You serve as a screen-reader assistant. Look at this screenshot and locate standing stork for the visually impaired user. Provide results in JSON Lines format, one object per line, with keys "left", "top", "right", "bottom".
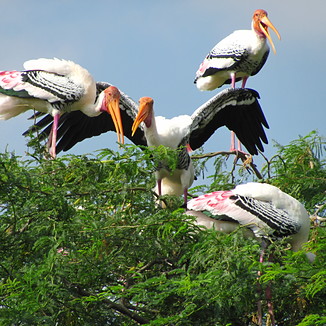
{"left": 194, "top": 9, "right": 281, "bottom": 90}
{"left": 25, "top": 87, "right": 269, "bottom": 207}
{"left": 131, "top": 96, "right": 195, "bottom": 207}
{"left": 194, "top": 9, "right": 280, "bottom": 152}
{"left": 187, "top": 182, "right": 313, "bottom": 325}
{"left": 0, "top": 58, "right": 124, "bottom": 157}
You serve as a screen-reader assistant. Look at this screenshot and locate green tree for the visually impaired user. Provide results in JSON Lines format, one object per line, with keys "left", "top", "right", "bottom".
{"left": 0, "top": 131, "right": 325, "bottom": 325}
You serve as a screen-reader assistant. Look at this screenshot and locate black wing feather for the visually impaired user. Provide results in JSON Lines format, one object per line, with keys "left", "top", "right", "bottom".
{"left": 21, "top": 70, "right": 84, "bottom": 105}
{"left": 23, "top": 82, "right": 147, "bottom": 153}
{"left": 232, "top": 195, "right": 300, "bottom": 238}
{"left": 189, "top": 88, "right": 269, "bottom": 155}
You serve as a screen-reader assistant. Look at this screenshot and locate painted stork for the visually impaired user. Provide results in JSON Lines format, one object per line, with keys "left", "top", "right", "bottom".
{"left": 187, "top": 182, "right": 310, "bottom": 252}
{"left": 187, "top": 182, "right": 313, "bottom": 325}
{"left": 131, "top": 96, "right": 195, "bottom": 207}
{"left": 25, "top": 87, "right": 269, "bottom": 207}
{"left": 0, "top": 58, "right": 124, "bottom": 157}
{"left": 194, "top": 9, "right": 281, "bottom": 91}
{"left": 194, "top": 9, "right": 280, "bottom": 152}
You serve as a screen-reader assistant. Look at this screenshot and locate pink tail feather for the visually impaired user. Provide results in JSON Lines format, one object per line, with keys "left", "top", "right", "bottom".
{"left": 0, "top": 71, "right": 23, "bottom": 90}
{"left": 188, "top": 190, "right": 233, "bottom": 212}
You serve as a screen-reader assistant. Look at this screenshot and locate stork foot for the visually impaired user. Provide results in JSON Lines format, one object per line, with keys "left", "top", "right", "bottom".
{"left": 242, "top": 154, "right": 253, "bottom": 167}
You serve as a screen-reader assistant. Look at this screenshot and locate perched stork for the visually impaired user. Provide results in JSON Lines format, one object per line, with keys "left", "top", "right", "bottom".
{"left": 25, "top": 87, "right": 269, "bottom": 207}
{"left": 187, "top": 182, "right": 313, "bottom": 326}
{"left": 194, "top": 9, "right": 281, "bottom": 91}
{"left": 0, "top": 58, "right": 124, "bottom": 157}
{"left": 131, "top": 96, "right": 195, "bottom": 207}
{"left": 194, "top": 9, "right": 280, "bottom": 152}
{"left": 187, "top": 182, "right": 310, "bottom": 252}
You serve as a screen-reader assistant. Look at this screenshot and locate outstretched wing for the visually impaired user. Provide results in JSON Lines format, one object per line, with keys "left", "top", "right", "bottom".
{"left": 23, "top": 82, "right": 147, "bottom": 153}
{"left": 189, "top": 88, "right": 269, "bottom": 155}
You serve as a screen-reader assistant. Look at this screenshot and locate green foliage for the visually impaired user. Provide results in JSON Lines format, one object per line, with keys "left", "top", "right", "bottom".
{"left": 263, "top": 131, "right": 326, "bottom": 214}
{"left": 297, "top": 314, "right": 326, "bottom": 326}
{"left": 0, "top": 131, "right": 325, "bottom": 325}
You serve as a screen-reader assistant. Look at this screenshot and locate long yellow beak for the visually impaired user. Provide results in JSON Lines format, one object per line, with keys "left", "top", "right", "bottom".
{"left": 103, "top": 86, "right": 124, "bottom": 144}
{"left": 260, "top": 16, "right": 281, "bottom": 55}
{"left": 107, "top": 97, "right": 124, "bottom": 144}
{"left": 131, "top": 97, "right": 153, "bottom": 136}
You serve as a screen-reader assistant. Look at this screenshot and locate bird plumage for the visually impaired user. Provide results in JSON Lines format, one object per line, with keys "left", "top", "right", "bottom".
{"left": 195, "top": 9, "right": 281, "bottom": 91}
{"left": 131, "top": 96, "right": 195, "bottom": 205}
{"left": 187, "top": 182, "right": 310, "bottom": 251}
{"left": 188, "top": 182, "right": 313, "bottom": 325}
{"left": 25, "top": 87, "right": 269, "bottom": 155}
{"left": 189, "top": 87, "right": 268, "bottom": 154}
{"left": 0, "top": 58, "right": 124, "bottom": 157}
{"left": 0, "top": 58, "right": 93, "bottom": 117}
{"left": 24, "top": 82, "right": 147, "bottom": 153}
{"left": 25, "top": 87, "right": 269, "bottom": 206}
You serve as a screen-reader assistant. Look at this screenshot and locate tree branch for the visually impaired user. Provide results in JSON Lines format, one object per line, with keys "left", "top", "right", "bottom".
{"left": 63, "top": 279, "right": 150, "bottom": 325}
{"left": 192, "top": 150, "right": 263, "bottom": 180}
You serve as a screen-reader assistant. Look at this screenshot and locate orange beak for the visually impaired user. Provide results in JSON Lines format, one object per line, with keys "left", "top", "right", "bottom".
{"left": 131, "top": 97, "right": 153, "bottom": 136}
{"left": 259, "top": 15, "right": 281, "bottom": 55}
{"left": 104, "top": 87, "right": 124, "bottom": 144}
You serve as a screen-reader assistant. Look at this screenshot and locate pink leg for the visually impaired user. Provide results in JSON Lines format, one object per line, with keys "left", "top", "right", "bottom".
{"left": 241, "top": 76, "right": 249, "bottom": 88}
{"left": 229, "top": 73, "right": 238, "bottom": 152}
{"left": 230, "top": 72, "right": 236, "bottom": 89}
{"left": 230, "top": 131, "right": 236, "bottom": 152}
{"left": 186, "top": 143, "right": 193, "bottom": 153}
{"left": 231, "top": 137, "right": 247, "bottom": 155}
{"left": 47, "top": 129, "right": 53, "bottom": 149}
{"left": 237, "top": 139, "right": 242, "bottom": 152}
{"left": 49, "top": 113, "right": 60, "bottom": 158}
{"left": 230, "top": 76, "right": 249, "bottom": 153}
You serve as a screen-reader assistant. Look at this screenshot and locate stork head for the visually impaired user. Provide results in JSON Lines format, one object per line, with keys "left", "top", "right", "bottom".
{"left": 131, "top": 97, "right": 154, "bottom": 136}
{"left": 252, "top": 9, "right": 281, "bottom": 54}
{"left": 102, "top": 86, "right": 124, "bottom": 144}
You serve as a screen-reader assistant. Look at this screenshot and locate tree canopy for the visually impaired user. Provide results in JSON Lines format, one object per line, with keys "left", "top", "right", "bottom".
{"left": 0, "top": 131, "right": 325, "bottom": 325}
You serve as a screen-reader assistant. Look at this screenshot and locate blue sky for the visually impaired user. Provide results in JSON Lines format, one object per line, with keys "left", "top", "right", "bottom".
{"left": 0, "top": 1, "right": 325, "bottom": 182}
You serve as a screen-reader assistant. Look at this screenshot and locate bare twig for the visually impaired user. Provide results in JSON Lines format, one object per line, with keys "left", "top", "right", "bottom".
{"left": 192, "top": 150, "right": 264, "bottom": 180}
{"left": 191, "top": 150, "right": 235, "bottom": 160}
